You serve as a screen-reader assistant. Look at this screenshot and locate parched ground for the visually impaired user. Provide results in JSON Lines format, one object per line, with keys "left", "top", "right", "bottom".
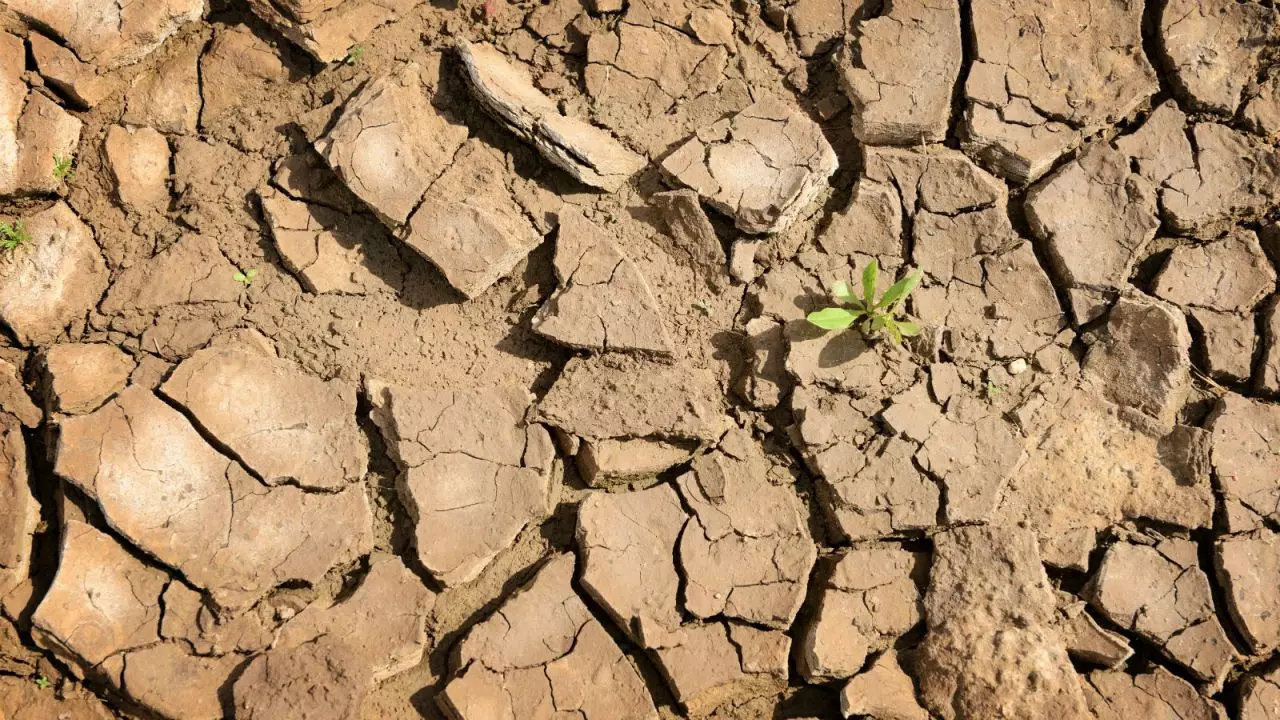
{"left": 0, "top": 0, "right": 1278, "bottom": 718}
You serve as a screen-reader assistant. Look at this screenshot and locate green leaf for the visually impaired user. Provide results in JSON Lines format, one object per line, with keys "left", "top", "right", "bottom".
{"left": 881, "top": 316, "right": 903, "bottom": 344}
{"left": 807, "top": 307, "right": 863, "bottom": 330}
{"left": 897, "top": 320, "right": 921, "bottom": 337}
{"left": 245, "top": 268, "right": 259, "bottom": 280}
{"left": 233, "top": 272, "right": 247, "bottom": 283}
{"left": 876, "top": 268, "right": 922, "bottom": 310}
{"left": 861, "top": 260, "right": 878, "bottom": 307}
{"left": 832, "top": 280, "right": 855, "bottom": 304}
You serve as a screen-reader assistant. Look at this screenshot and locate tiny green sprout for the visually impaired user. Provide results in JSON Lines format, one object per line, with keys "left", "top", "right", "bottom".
{"left": 0, "top": 219, "right": 30, "bottom": 251}
{"left": 693, "top": 299, "right": 712, "bottom": 316}
{"left": 53, "top": 153, "right": 74, "bottom": 182}
{"left": 986, "top": 381, "right": 1005, "bottom": 397}
{"left": 34, "top": 675, "right": 51, "bottom": 690}
{"left": 806, "top": 260, "right": 923, "bottom": 345}
{"left": 343, "top": 44, "right": 365, "bottom": 65}
{"left": 233, "top": 268, "right": 259, "bottom": 286}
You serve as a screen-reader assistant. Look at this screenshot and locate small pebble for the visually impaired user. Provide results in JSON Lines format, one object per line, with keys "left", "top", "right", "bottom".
{"left": 1008, "top": 358, "right": 1028, "bottom": 375}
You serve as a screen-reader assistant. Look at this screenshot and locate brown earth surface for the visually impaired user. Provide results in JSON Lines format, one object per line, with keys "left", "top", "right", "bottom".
{"left": 0, "top": 0, "right": 1278, "bottom": 718}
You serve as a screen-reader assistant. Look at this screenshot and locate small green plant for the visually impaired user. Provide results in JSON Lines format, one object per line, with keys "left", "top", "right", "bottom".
{"left": 0, "top": 219, "right": 29, "bottom": 251}
{"left": 342, "top": 44, "right": 365, "bottom": 65}
{"left": 53, "top": 153, "right": 74, "bottom": 182}
{"left": 693, "top": 299, "right": 712, "bottom": 316}
{"left": 986, "top": 381, "right": 1004, "bottom": 397}
{"left": 233, "top": 268, "right": 259, "bottom": 286}
{"left": 34, "top": 675, "right": 51, "bottom": 690}
{"left": 807, "top": 260, "right": 922, "bottom": 345}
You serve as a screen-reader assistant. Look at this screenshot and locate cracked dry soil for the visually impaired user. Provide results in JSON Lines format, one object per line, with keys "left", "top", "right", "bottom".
{"left": 0, "top": 0, "right": 1278, "bottom": 718}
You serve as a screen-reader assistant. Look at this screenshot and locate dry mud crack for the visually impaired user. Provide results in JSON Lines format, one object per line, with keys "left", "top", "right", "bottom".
{"left": 0, "top": 0, "right": 1279, "bottom": 718}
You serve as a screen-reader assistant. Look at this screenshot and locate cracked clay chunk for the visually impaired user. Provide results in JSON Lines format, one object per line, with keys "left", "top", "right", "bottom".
{"left": 105, "top": 124, "right": 171, "bottom": 211}
{"left": 839, "top": 650, "right": 929, "bottom": 720}
{"left": 161, "top": 343, "right": 367, "bottom": 490}
{"left": 1058, "top": 595, "right": 1133, "bottom": 668}
{"left": 1085, "top": 667, "right": 1227, "bottom": 720}
{"left": 1163, "top": 123, "right": 1280, "bottom": 237}
{"left": 661, "top": 98, "right": 837, "bottom": 234}
{"left": 675, "top": 435, "right": 816, "bottom": 628}
{"left": 30, "top": 520, "right": 166, "bottom": 678}
{"left": 0, "top": 358, "right": 39, "bottom": 427}
{"left": 1089, "top": 538, "right": 1238, "bottom": 689}
{"left": 120, "top": 642, "right": 243, "bottom": 720}
{"left": 99, "top": 233, "right": 243, "bottom": 314}
{"left": 1082, "top": 296, "right": 1191, "bottom": 432}
{"left": 1242, "top": 666, "right": 1280, "bottom": 720}
{"left": 233, "top": 638, "right": 371, "bottom": 720}
{"left": 402, "top": 139, "right": 544, "bottom": 299}
{"left": 368, "top": 380, "right": 556, "bottom": 586}
{"left": 799, "top": 545, "right": 924, "bottom": 682}
{"left": 0, "top": 414, "right": 36, "bottom": 598}
{"left": 0, "top": 202, "right": 107, "bottom": 347}
{"left": 316, "top": 62, "right": 469, "bottom": 227}
{"left": 917, "top": 525, "right": 1090, "bottom": 720}
{"left": 1192, "top": 308, "right": 1257, "bottom": 384}
{"left": 6, "top": 0, "right": 203, "bottom": 69}
{"left": 532, "top": 208, "right": 672, "bottom": 355}
{"left": 962, "top": 0, "right": 1155, "bottom": 182}
{"left": 538, "top": 356, "right": 727, "bottom": 484}
{"left": 42, "top": 343, "right": 135, "bottom": 415}
{"left": 1209, "top": 395, "right": 1280, "bottom": 532}
{"left": 30, "top": 32, "right": 112, "bottom": 108}
{"left": 1154, "top": 230, "right": 1276, "bottom": 313}
{"left": 275, "top": 554, "right": 434, "bottom": 681}
{"left": 839, "top": 0, "right": 962, "bottom": 145}
{"left": 55, "top": 386, "right": 374, "bottom": 611}
{"left": 439, "top": 553, "right": 659, "bottom": 720}
{"left": 0, "top": 37, "right": 82, "bottom": 198}
{"left": 1215, "top": 531, "right": 1280, "bottom": 654}
{"left": 0, "top": 675, "right": 115, "bottom": 720}
{"left": 651, "top": 189, "right": 728, "bottom": 290}
{"left": 245, "top": 0, "right": 417, "bottom": 63}
{"left": 1024, "top": 142, "right": 1158, "bottom": 298}
{"left": 1161, "top": 0, "right": 1277, "bottom": 115}
{"left": 121, "top": 38, "right": 201, "bottom": 134}
{"left": 457, "top": 40, "right": 645, "bottom": 192}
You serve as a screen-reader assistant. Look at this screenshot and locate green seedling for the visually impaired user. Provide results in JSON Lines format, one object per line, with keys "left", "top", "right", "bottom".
{"left": 342, "top": 44, "right": 365, "bottom": 65}
{"left": 986, "top": 381, "right": 1004, "bottom": 397}
{"left": 233, "top": 268, "right": 259, "bottom": 286}
{"left": 34, "top": 676, "right": 51, "bottom": 690}
{"left": 53, "top": 153, "right": 74, "bottom": 182}
{"left": 693, "top": 299, "right": 712, "bottom": 317}
{"left": 0, "top": 220, "right": 29, "bottom": 251}
{"left": 807, "top": 260, "right": 923, "bottom": 345}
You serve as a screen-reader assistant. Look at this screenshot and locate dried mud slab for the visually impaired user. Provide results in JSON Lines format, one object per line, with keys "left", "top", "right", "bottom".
{"left": 245, "top": 0, "right": 417, "bottom": 63}
{"left": 1083, "top": 296, "right": 1192, "bottom": 432}
{"left": 1154, "top": 230, "right": 1276, "bottom": 313}
{"left": 1088, "top": 538, "right": 1238, "bottom": 689}
{"left": 233, "top": 637, "right": 371, "bottom": 720}
{"left": 1192, "top": 308, "right": 1256, "bottom": 384}
{"left": 104, "top": 124, "right": 171, "bottom": 211}
{"left": 0, "top": 358, "right": 39, "bottom": 428}
{"left": 661, "top": 98, "right": 838, "bottom": 235}
{"left": 122, "top": 38, "right": 201, "bottom": 135}
{"left": 1163, "top": 123, "right": 1280, "bottom": 237}
{"left": 838, "top": 0, "right": 962, "bottom": 145}
{"left": 0, "top": 414, "right": 35, "bottom": 598}
{"left": 1207, "top": 394, "right": 1280, "bottom": 532}
{"left": 799, "top": 544, "right": 924, "bottom": 682}
{"left": 0, "top": 33, "right": 82, "bottom": 197}
{"left": 532, "top": 208, "right": 672, "bottom": 355}
{"left": 651, "top": 189, "right": 728, "bottom": 290}
{"left": 368, "top": 380, "right": 557, "bottom": 586}
{"left": 99, "top": 233, "right": 242, "bottom": 314}
{"left": 119, "top": 642, "right": 243, "bottom": 720}
{"left": 0, "top": 675, "right": 115, "bottom": 720}
{"left": 918, "top": 525, "right": 1089, "bottom": 719}
{"left": 438, "top": 554, "right": 659, "bottom": 720}
{"left": 839, "top": 650, "right": 929, "bottom": 720}
{"left": 1161, "top": 0, "right": 1277, "bottom": 115}
{"left": 1058, "top": 593, "right": 1133, "bottom": 668}
{"left": 457, "top": 40, "right": 645, "bottom": 192}
{"left": 55, "top": 386, "right": 374, "bottom": 610}
{"left": 0, "top": 202, "right": 108, "bottom": 346}
{"left": 41, "top": 343, "right": 134, "bottom": 415}
{"left": 1241, "top": 667, "right": 1280, "bottom": 720}
{"left": 962, "top": 0, "right": 1156, "bottom": 182}
{"left": 1215, "top": 530, "right": 1280, "bottom": 654}
{"left": 6, "top": 0, "right": 203, "bottom": 69}
{"left": 537, "top": 356, "right": 727, "bottom": 484}
{"left": 1084, "top": 667, "right": 1228, "bottom": 720}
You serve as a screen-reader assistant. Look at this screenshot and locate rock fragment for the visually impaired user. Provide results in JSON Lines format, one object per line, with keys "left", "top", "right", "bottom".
{"left": 55, "top": 386, "right": 373, "bottom": 610}
{"left": 6, "top": 0, "right": 204, "bottom": 69}
{"left": 1215, "top": 530, "right": 1280, "bottom": 653}
{"left": 1084, "top": 667, "right": 1228, "bottom": 720}
{"left": 1083, "top": 296, "right": 1192, "bottom": 432}
{"left": 0, "top": 202, "right": 108, "bottom": 346}
{"left": 233, "top": 638, "right": 371, "bottom": 720}
{"left": 104, "top": 124, "right": 171, "bottom": 211}
{"left": 1207, "top": 394, "right": 1280, "bottom": 531}
{"left": 161, "top": 343, "right": 367, "bottom": 490}
{"left": 839, "top": 651, "right": 929, "bottom": 720}
{"left": 839, "top": 0, "right": 962, "bottom": 144}
{"left": 259, "top": 187, "right": 400, "bottom": 294}
{"left": 532, "top": 209, "right": 672, "bottom": 355}
{"left": 42, "top": 343, "right": 134, "bottom": 415}
{"left": 30, "top": 521, "right": 166, "bottom": 678}
{"left": 651, "top": 189, "right": 728, "bottom": 290}
{"left": 368, "top": 380, "right": 556, "bottom": 586}
{"left": 1161, "top": 0, "right": 1277, "bottom": 115}
{"left": 1154, "top": 231, "right": 1276, "bottom": 313}
{"left": 1163, "top": 123, "right": 1280, "bottom": 237}
{"left": 661, "top": 98, "right": 837, "bottom": 234}
{"left": 799, "top": 545, "right": 924, "bottom": 682}
{"left": 457, "top": 40, "right": 645, "bottom": 192}
{"left": 917, "top": 525, "right": 1089, "bottom": 719}
{"left": 1089, "top": 538, "right": 1238, "bottom": 688}
{"left": 99, "top": 233, "right": 242, "bottom": 314}
{"left": 0, "top": 414, "right": 35, "bottom": 598}
{"left": 29, "top": 32, "right": 112, "bottom": 108}
{"left": 244, "top": 0, "right": 417, "bottom": 63}
{"left": 122, "top": 39, "right": 201, "bottom": 134}
{"left": 439, "top": 554, "right": 658, "bottom": 720}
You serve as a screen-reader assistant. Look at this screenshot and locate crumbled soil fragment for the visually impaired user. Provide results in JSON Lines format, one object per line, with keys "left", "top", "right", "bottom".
{"left": 0, "top": 675, "right": 115, "bottom": 720}
{"left": 1088, "top": 538, "right": 1238, "bottom": 688}
{"left": 1058, "top": 594, "right": 1133, "bottom": 668}
{"left": 1191, "top": 308, "right": 1256, "bottom": 384}
{"left": 651, "top": 189, "right": 728, "bottom": 290}
{"left": 42, "top": 343, "right": 134, "bottom": 415}
{"left": 99, "top": 233, "right": 242, "bottom": 314}
{"left": 661, "top": 98, "right": 838, "bottom": 234}
{"left": 29, "top": 32, "right": 112, "bottom": 108}
{"left": 0, "top": 359, "right": 40, "bottom": 427}
{"left": 1240, "top": 667, "right": 1280, "bottom": 720}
